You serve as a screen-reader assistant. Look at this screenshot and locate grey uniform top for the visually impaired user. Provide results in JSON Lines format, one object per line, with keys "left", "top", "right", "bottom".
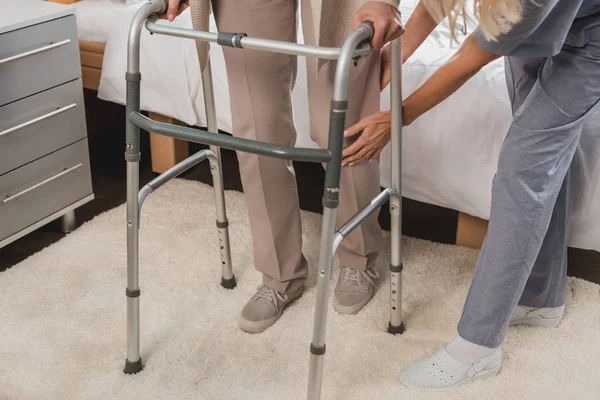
{"left": 474, "top": 0, "right": 600, "bottom": 57}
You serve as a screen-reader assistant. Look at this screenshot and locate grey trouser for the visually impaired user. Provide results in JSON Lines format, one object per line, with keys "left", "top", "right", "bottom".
{"left": 211, "top": 0, "right": 382, "bottom": 294}
{"left": 457, "top": 32, "right": 600, "bottom": 348}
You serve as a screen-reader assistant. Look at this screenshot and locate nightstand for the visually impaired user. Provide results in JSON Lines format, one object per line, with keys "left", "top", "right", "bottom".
{"left": 0, "top": 0, "right": 94, "bottom": 248}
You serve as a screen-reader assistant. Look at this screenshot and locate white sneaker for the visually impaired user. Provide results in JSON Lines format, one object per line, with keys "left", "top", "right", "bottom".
{"left": 510, "top": 304, "right": 564, "bottom": 327}
{"left": 399, "top": 347, "right": 502, "bottom": 390}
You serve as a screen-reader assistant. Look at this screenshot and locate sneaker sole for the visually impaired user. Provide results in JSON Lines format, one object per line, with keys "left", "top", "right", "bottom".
{"left": 400, "top": 363, "right": 501, "bottom": 391}
{"left": 239, "top": 288, "right": 304, "bottom": 334}
{"left": 510, "top": 316, "right": 562, "bottom": 328}
{"left": 333, "top": 289, "right": 374, "bottom": 315}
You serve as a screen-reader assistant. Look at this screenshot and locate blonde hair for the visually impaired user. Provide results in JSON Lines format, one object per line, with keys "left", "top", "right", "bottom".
{"left": 423, "top": 0, "right": 523, "bottom": 41}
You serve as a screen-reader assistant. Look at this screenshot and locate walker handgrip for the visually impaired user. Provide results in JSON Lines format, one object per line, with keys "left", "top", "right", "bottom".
{"left": 358, "top": 21, "right": 375, "bottom": 42}
{"left": 157, "top": 0, "right": 168, "bottom": 13}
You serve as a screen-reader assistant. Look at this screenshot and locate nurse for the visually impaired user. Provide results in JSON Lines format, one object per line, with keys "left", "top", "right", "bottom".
{"left": 346, "top": 0, "right": 600, "bottom": 390}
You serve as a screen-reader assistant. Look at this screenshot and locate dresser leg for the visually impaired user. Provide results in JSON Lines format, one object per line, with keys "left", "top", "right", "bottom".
{"left": 60, "top": 210, "right": 76, "bottom": 234}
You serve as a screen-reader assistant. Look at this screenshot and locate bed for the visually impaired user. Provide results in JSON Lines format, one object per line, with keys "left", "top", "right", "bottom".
{"left": 43, "top": 0, "right": 121, "bottom": 95}
{"left": 64, "top": 0, "right": 600, "bottom": 253}
{"left": 68, "top": 0, "right": 130, "bottom": 90}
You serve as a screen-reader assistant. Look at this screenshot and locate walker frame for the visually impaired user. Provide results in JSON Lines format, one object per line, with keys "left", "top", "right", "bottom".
{"left": 123, "top": 1, "right": 405, "bottom": 398}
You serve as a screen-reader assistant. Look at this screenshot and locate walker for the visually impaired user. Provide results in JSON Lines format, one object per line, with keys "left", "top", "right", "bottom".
{"left": 123, "top": 1, "right": 405, "bottom": 398}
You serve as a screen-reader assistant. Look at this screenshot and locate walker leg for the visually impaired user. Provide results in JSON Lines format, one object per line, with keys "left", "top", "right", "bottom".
{"left": 307, "top": 207, "right": 337, "bottom": 400}
{"left": 124, "top": 75, "right": 143, "bottom": 374}
{"left": 306, "top": 24, "right": 374, "bottom": 400}
{"left": 388, "top": 200, "right": 404, "bottom": 334}
{"left": 123, "top": 1, "right": 162, "bottom": 372}
{"left": 387, "top": 37, "right": 405, "bottom": 334}
{"left": 124, "top": 156, "right": 143, "bottom": 374}
{"left": 201, "top": 59, "right": 235, "bottom": 289}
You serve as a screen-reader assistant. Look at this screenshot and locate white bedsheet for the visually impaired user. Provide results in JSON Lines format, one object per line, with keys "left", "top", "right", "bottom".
{"left": 97, "top": 3, "right": 600, "bottom": 252}
{"left": 72, "top": 0, "right": 128, "bottom": 43}
{"left": 73, "top": 0, "right": 147, "bottom": 43}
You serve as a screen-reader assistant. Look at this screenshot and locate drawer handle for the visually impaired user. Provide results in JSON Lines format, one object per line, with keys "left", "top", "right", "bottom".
{"left": 0, "top": 103, "right": 77, "bottom": 138}
{"left": 0, "top": 39, "right": 71, "bottom": 65}
{"left": 3, "top": 163, "right": 83, "bottom": 204}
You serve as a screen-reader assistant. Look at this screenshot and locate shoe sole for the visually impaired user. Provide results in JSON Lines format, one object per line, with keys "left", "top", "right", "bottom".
{"left": 333, "top": 289, "right": 374, "bottom": 315}
{"left": 510, "top": 316, "right": 561, "bottom": 328}
{"left": 239, "top": 289, "right": 304, "bottom": 334}
{"left": 400, "top": 363, "right": 501, "bottom": 391}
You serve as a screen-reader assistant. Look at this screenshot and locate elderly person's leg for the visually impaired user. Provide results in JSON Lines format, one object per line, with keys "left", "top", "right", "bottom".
{"left": 212, "top": 0, "right": 307, "bottom": 333}
{"left": 301, "top": 0, "right": 384, "bottom": 315}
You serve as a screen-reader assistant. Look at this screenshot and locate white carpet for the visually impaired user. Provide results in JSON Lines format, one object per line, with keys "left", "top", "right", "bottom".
{"left": 1, "top": 179, "right": 599, "bottom": 400}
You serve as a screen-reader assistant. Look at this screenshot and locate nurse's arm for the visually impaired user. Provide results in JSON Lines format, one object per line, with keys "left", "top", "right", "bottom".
{"left": 342, "top": 29, "right": 500, "bottom": 165}
{"left": 402, "top": 33, "right": 501, "bottom": 126}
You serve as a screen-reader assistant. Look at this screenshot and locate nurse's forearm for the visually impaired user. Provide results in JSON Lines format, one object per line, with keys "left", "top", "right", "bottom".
{"left": 402, "top": 34, "right": 500, "bottom": 125}
{"left": 402, "top": 1, "right": 440, "bottom": 62}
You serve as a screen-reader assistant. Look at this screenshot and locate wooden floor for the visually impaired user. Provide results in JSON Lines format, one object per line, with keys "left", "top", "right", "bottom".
{"left": 1, "top": 90, "right": 598, "bottom": 285}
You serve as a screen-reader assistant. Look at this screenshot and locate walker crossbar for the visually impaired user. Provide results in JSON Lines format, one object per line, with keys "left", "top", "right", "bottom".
{"left": 144, "top": 16, "right": 372, "bottom": 60}
{"left": 123, "top": 1, "right": 405, "bottom": 398}
{"left": 129, "top": 112, "right": 333, "bottom": 163}
{"left": 335, "top": 188, "right": 400, "bottom": 245}
{"left": 138, "top": 148, "right": 216, "bottom": 213}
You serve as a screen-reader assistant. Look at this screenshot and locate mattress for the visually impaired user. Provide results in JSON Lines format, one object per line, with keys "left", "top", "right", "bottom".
{"left": 96, "top": 2, "right": 600, "bottom": 252}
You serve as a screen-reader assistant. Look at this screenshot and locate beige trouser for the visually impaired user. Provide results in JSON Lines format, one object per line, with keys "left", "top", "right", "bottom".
{"left": 212, "top": 0, "right": 382, "bottom": 294}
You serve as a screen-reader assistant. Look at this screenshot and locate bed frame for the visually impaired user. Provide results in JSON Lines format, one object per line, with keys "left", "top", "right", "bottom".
{"left": 77, "top": 38, "right": 491, "bottom": 251}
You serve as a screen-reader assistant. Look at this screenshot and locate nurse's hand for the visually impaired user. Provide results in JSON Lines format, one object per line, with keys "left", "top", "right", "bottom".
{"left": 353, "top": 1, "right": 404, "bottom": 50}
{"left": 342, "top": 110, "right": 391, "bottom": 166}
{"left": 158, "top": 0, "right": 189, "bottom": 22}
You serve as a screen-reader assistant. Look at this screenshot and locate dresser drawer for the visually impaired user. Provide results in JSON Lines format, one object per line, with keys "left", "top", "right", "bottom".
{"left": 0, "top": 139, "right": 93, "bottom": 241}
{"left": 0, "top": 79, "right": 86, "bottom": 175}
{"left": 0, "top": 15, "right": 80, "bottom": 107}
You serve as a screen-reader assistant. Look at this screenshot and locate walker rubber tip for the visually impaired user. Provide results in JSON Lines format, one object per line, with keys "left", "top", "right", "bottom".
{"left": 123, "top": 358, "right": 143, "bottom": 374}
{"left": 221, "top": 276, "right": 237, "bottom": 290}
{"left": 387, "top": 322, "right": 405, "bottom": 335}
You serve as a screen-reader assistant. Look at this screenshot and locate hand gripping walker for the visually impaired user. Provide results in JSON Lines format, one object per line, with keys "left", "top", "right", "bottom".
{"left": 123, "top": 1, "right": 405, "bottom": 398}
